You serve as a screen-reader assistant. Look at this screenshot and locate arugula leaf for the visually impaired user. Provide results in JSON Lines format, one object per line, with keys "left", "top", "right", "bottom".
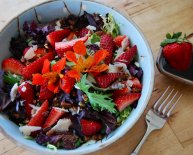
{"left": 75, "top": 74, "right": 117, "bottom": 114}
{"left": 117, "top": 106, "right": 132, "bottom": 125}
{"left": 102, "top": 13, "right": 119, "bottom": 38}
{"left": 3, "top": 72, "right": 22, "bottom": 85}
{"left": 24, "top": 135, "right": 34, "bottom": 140}
{"left": 90, "top": 33, "right": 100, "bottom": 44}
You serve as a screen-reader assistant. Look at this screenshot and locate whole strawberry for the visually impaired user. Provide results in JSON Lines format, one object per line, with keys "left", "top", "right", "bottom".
{"left": 161, "top": 32, "right": 192, "bottom": 71}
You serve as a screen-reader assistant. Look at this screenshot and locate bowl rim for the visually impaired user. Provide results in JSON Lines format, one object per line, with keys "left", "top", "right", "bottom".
{"left": 0, "top": 0, "right": 155, "bottom": 154}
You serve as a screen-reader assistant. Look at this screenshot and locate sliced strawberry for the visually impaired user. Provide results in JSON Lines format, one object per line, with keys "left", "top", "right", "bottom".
{"left": 28, "top": 100, "right": 49, "bottom": 126}
{"left": 100, "top": 34, "right": 114, "bottom": 64}
{"left": 2, "top": 58, "right": 25, "bottom": 75}
{"left": 131, "top": 78, "right": 142, "bottom": 89}
{"left": 115, "top": 45, "right": 137, "bottom": 65}
{"left": 60, "top": 75, "right": 75, "bottom": 94}
{"left": 47, "top": 29, "right": 71, "bottom": 47}
{"left": 22, "top": 52, "right": 55, "bottom": 79}
{"left": 114, "top": 35, "right": 126, "bottom": 47}
{"left": 39, "top": 83, "right": 54, "bottom": 101}
{"left": 80, "top": 119, "right": 102, "bottom": 136}
{"left": 112, "top": 87, "right": 130, "bottom": 99}
{"left": 114, "top": 93, "right": 141, "bottom": 111}
{"left": 79, "top": 28, "right": 90, "bottom": 37}
{"left": 95, "top": 73, "right": 122, "bottom": 88}
{"left": 18, "top": 82, "right": 34, "bottom": 117}
{"left": 55, "top": 35, "right": 88, "bottom": 57}
{"left": 43, "top": 107, "right": 65, "bottom": 129}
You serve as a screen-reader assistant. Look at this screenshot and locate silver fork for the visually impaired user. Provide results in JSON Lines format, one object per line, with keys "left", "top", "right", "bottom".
{"left": 130, "top": 86, "right": 182, "bottom": 155}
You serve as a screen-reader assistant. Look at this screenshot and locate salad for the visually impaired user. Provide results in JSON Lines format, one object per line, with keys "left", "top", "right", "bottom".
{"left": 0, "top": 12, "right": 143, "bottom": 150}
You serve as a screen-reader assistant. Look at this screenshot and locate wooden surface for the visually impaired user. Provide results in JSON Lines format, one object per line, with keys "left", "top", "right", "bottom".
{"left": 0, "top": 0, "right": 193, "bottom": 155}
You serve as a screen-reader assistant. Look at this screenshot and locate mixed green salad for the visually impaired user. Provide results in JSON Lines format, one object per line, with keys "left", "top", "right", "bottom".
{"left": 0, "top": 12, "right": 143, "bottom": 150}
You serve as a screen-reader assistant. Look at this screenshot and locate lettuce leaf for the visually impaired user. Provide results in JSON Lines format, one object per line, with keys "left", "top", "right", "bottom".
{"left": 102, "top": 14, "right": 119, "bottom": 38}
{"left": 75, "top": 74, "right": 117, "bottom": 114}
{"left": 117, "top": 106, "right": 132, "bottom": 125}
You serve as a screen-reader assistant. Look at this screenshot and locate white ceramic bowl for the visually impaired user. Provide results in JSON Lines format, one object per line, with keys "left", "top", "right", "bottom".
{"left": 0, "top": 0, "right": 154, "bottom": 154}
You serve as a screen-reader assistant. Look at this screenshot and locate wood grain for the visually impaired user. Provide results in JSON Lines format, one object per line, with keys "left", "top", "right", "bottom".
{"left": 0, "top": 0, "right": 193, "bottom": 155}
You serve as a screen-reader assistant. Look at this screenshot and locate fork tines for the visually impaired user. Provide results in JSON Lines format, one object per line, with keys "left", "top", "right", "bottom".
{"left": 153, "top": 86, "right": 182, "bottom": 118}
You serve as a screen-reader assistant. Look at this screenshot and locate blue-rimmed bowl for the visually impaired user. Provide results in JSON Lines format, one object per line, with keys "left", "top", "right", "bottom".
{"left": 0, "top": 0, "right": 154, "bottom": 154}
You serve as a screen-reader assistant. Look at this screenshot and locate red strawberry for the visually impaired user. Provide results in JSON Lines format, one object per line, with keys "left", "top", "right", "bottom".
{"left": 47, "top": 29, "right": 71, "bottom": 47}
{"left": 114, "top": 93, "right": 141, "bottom": 111}
{"left": 2, "top": 58, "right": 25, "bottom": 75}
{"left": 112, "top": 87, "right": 130, "bottom": 99}
{"left": 115, "top": 45, "right": 137, "bottom": 65}
{"left": 43, "top": 107, "right": 65, "bottom": 129}
{"left": 18, "top": 82, "right": 34, "bottom": 117}
{"left": 131, "top": 78, "right": 142, "bottom": 89}
{"left": 100, "top": 34, "right": 114, "bottom": 64}
{"left": 80, "top": 119, "right": 102, "bottom": 136}
{"left": 28, "top": 100, "right": 49, "bottom": 126}
{"left": 114, "top": 35, "right": 130, "bottom": 47}
{"left": 163, "top": 42, "right": 192, "bottom": 71}
{"left": 79, "top": 28, "right": 90, "bottom": 37}
{"left": 95, "top": 73, "right": 122, "bottom": 88}
{"left": 22, "top": 52, "right": 55, "bottom": 79}
{"left": 60, "top": 75, "right": 75, "bottom": 94}
{"left": 55, "top": 35, "right": 88, "bottom": 57}
{"left": 39, "top": 83, "right": 54, "bottom": 101}
{"left": 161, "top": 32, "right": 192, "bottom": 71}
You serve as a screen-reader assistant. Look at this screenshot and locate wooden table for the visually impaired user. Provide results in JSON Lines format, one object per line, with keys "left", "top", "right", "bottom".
{"left": 0, "top": 0, "right": 193, "bottom": 155}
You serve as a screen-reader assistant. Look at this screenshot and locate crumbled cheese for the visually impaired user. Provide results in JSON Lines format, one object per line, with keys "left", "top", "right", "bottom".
{"left": 108, "top": 63, "right": 130, "bottom": 75}
{"left": 19, "top": 126, "right": 41, "bottom": 136}
{"left": 21, "top": 86, "right": 26, "bottom": 92}
{"left": 109, "top": 81, "right": 125, "bottom": 90}
{"left": 24, "top": 45, "right": 37, "bottom": 60}
{"left": 121, "top": 36, "right": 129, "bottom": 50}
{"left": 10, "top": 83, "right": 18, "bottom": 101}
{"left": 114, "top": 47, "right": 124, "bottom": 60}
{"left": 86, "top": 25, "right": 96, "bottom": 31}
{"left": 126, "top": 79, "right": 133, "bottom": 87}
{"left": 30, "top": 104, "right": 40, "bottom": 117}
{"left": 50, "top": 118, "right": 72, "bottom": 132}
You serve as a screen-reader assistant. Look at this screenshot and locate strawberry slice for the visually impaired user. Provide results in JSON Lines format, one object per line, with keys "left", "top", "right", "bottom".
{"left": 28, "top": 100, "right": 49, "bottom": 126}
{"left": 114, "top": 35, "right": 130, "bottom": 48}
{"left": 112, "top": 87, "right": 130, "bottom": 99}
{"left": 114, "top": 93, "right": 141, "bottom": 111}
{"left": 22, "top": 52, "right": 55, "bottom": 79}
{"left": 2, "top": 58, "right": 25, "bottom": 75}
{"left": 115, "top": 45, "right": 137, "bottom": 65}
{"left": 47, "top": 29, "right": 71, "bottom": 47}
{"left": 55, "top": 35, "right": 88, "bottom": 57}
{"left": 95, "top": 73, "right": 122, "bottom": 88}
{"left": 131, "top": 78, "right": 142, "bottom": 89}
{"left": 60, "top": 75, "right": 75, "bottom": 94}
{"left": 18, "top": 82, "right": 34, "bottom": 117}
{"left": 79, "top": 28, "right": 90, "bottom": 37}
{"left": 80, "top": 119, "right": 102, "bottom": 136}
{"left": 39, "top": 83, "right": 54, "bottom": 101}
{"left": 100, "top": 34, "right": 114, "bottom": 64}
{"left": 43, "top": 107, "right": 65, "bottom": 129}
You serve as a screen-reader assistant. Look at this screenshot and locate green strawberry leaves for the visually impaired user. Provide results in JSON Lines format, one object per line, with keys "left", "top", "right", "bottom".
{"left": 160, "top": 32, "right": 188, "bottom": 47}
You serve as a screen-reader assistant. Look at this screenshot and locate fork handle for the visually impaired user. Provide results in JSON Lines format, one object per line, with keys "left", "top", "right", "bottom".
{"left": 130, "top": 126, "right": 155, "bottom": 155}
